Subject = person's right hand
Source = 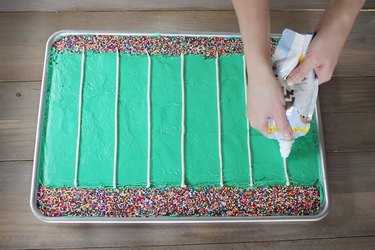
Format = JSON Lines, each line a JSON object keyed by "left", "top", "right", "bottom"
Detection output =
{"left": 247, "top": 67, "right": 293, "bottom": 140}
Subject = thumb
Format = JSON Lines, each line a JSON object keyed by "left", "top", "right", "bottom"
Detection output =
{"left": 273, "top": 110, "right": 293, "bottom": 140}
{"left": 287, "top": 56, "right": 315, "bottom": 86}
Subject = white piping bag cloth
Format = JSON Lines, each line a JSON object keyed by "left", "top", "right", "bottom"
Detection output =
{"left": 268, "top": 29, "right": 319, "bottom": 139}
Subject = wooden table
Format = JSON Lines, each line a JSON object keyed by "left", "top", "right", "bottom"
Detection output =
{"left": 0, "top": 2, "right": 374, "bottom": 249}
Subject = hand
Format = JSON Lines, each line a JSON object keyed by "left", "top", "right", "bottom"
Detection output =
{"left": 287, "top": 29, "right": 344, "bottom": 85}
{"left": 231, "top": 0, "right": 293, "bottom": 139}
{"left": 287, "top": 0, "right": 364, "bottom": 85}
{"left": 247, "top": 67, "right": 293, "bottom": 140}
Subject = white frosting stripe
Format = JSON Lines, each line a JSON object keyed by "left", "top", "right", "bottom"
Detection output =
{"left": 113, "top": 49, "right": 120, "bottom": 189}
{"left": 180, "top": 53, "right": 186, "bottom": 188}
{"left": 283, "top": 157, "right": 290, "bottom": 186}
{"left": 146, "top": 52, "right": 151, "bottom": 188}
{"left": 74, "top": 48, "right": 85, "bottom": 187}
{"left": 243, "top": 56, "right": 253, "bottom": 187}
{"left": 216, "top": 53, "right": 224, "bottom": 187}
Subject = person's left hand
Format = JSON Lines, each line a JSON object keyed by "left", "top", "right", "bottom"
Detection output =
{"left": 287, "top": 28, "right": 346, "bottom": 85}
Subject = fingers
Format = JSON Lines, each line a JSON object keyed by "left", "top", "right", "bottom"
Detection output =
{"left": 287, "top": 56, "right": 316, "bottom": 86}
{"left": 250, "top": 114, "right": 292, "bottom": 140}
{"left": 273, "top": 109, "right": 293, "bottom": 140}
{"left": 255, "top": 121, "right": 269, "bottom": 137}
{"left": 247, "top": 102, "right": 292, "bottom": 139}
{"left": 249, "top": 117, "right": 269, "bottom": 137}
{"left": 315, "top": 64, "right": 333, "bottom": 84}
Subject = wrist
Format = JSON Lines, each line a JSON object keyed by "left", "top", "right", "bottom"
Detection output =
{"left": 316, "top": 15, "right": 353, "bottom": 38}
{"left": 315, "top": 0, "right": 363, "bottom": 35}
{"left": 247, "top": 58, "right": 274, "bottom": 82}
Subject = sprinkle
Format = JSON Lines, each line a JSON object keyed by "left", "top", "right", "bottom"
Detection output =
{"left": 37, "top": 185, "right": 320, "bottom": 217}
{"left": 52, "top": 35, "right": 280, "bottom": 57}
{"left": 41, "top": 35, "right": 318, "bottom": 219}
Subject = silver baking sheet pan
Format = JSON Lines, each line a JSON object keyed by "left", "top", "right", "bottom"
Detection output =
{"left": 30, "top": 30, "right": 329, "bottom": 223}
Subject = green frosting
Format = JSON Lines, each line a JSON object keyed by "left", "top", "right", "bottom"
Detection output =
{"left": 39, "top": 51, "right": 321, "bottom": 188}
{"left": 150, "top": 56, "right": 183, "bottom": 186}
{"left": 117, "top": 54, "right": 148, "bottom": 186}
{"left": 184, "top": 55, "right": 221, "bottom": 186}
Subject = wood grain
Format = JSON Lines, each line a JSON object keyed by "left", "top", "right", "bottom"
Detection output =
{"left": 0, "top": 160, "right": 374, "bottom": 249}
{"left": 0, "top": 11, "right": 374, "bottom": 82}
{"left": 95, "top": 237, "right": 375, "bottom": 250}
{"left": 327, "top": 151, "right": 375, "bottom": 194}
{"left": 322, "top": 113, "right": 375, "bottom": 152}
{"left": 319, "top": 77, "right": 375, "bottom": 114}
{"left": 0, "top": 8, "right": 374, "bottom": 249}
{"left": 1, "top": 77, "right": 374, "bottom": 161}
{"left": 0, "top": 82, "right": 40, "bottom": 161}
{"left": 0, "top": 0, "right": 374, "bottom": 12}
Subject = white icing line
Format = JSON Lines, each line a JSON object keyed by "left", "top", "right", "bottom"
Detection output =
{"left": 283, "top": 157, "right": 290, "bottom": 186}
{"left": 113, "top": 49, "right": 119, "bottom": 189}
{"left": 180, "top": 53, "right": 186, "bottom": 188}
{"left": 74, "top": 48, "right": 85, "bottom": 187}
{"left": 146, "top": 51, "right": 151, "bottom": 188}
{"left": 243, "top": 55, "right": 253, "bottom": 187}
{"left": 216, "top": 53, "right": 223, "bottom": 187}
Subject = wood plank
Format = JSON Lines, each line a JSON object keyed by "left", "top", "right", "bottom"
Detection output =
{"left": 1, "top": 77, "right": 374, "bottom": 161}
{"left": 0, "top": 160, "right": 374, "bottom": 249}
{"left": 319, "top": 77, "right": 375, "bottom": 114}
{"left": 327, "top": 151, "right": 375, "bottom": 194}
{"left": 0, "top": 120, "right": 36, "bottom": 161}
{"left": 89, "top": 236, "right": 375, "bottom": 250}
{"left": 0, "top": 8, "right": 373, "bottom": 250}
{"left": 0, "top": 11, "right": 374, "bottom": 82}
{"left": 322, "top": 113, "right": 375, "bottom": 153}
{"left": 0, "top": 81, "right": 39, "bottom": 121}
{"left": 0, "top": 82, "right": 40, "bottom": 161}
{"left": 0, "top": 0, "right": 374, "bottom": 12}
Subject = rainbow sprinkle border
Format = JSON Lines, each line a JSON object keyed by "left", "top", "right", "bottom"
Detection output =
{"left": 52, "top": 35, "right": 279, "bottom": 57}
{"left": 37, "top": 186, "right": 320, "bottom": 217}
{"left": 41, "top": 35, "right": 320, "bottom": 218}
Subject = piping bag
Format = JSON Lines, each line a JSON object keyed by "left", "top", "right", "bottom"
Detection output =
{"left": 268, "top": 29, "right": 319, "bottom": 185}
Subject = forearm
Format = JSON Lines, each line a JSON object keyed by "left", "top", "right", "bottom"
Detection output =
{"left": 287, "top": 0, "right": 365, "bottom": 85}
{"left": 232, "top": 0, "right": 273, "bottom": 79}
{"left": 315, "top": 0, "right": 365, "bottom": 46}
